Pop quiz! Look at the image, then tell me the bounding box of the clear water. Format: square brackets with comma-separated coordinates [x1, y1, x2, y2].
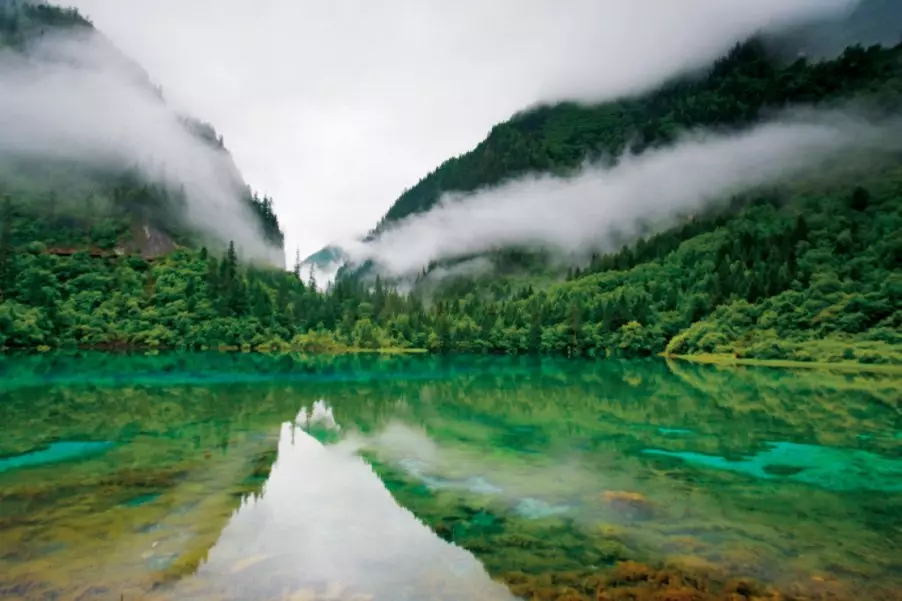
[0, 353, 900, 601]
[0, 441, 114, 473]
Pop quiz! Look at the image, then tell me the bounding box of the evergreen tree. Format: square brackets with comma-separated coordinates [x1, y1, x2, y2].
[293, 247, 302, 280]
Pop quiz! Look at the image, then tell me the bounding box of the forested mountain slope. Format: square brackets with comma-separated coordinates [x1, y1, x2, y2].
[300, 0, 901, 276]
[0, 1, 283, 260]
[293, 40, 902, 365]
[378, 40, 899, 231]
[0, 2, 306, 349]
[407, 164, 902, 363]
[322, 36, 901, 279]
[342, 1, 899, 237]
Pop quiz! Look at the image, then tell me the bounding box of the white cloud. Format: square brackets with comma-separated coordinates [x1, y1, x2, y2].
[68, 0, 859, 260]
[348, 112, 899, 275]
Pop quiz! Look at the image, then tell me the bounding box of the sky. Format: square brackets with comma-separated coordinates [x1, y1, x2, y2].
[68, 0, 858, 261]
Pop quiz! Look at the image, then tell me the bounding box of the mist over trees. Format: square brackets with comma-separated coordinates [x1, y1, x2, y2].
[0, 2, 285, 266]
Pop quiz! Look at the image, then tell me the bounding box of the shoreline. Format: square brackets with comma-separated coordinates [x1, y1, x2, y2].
[666, 352, 902, 375]
[2, 346, 901, 375]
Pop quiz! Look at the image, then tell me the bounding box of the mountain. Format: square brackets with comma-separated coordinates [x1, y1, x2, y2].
[300, 244, 349, 283]
[309, 0, 902, 279]
[288, 25, 902, 363]
[0, 2, 331, 351]
[0, 1, 284, 264]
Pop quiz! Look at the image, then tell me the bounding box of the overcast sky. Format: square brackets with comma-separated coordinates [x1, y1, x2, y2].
[68, 0, 856, 260]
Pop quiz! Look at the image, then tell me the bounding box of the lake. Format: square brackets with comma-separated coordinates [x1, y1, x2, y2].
[0, 353, 900, 601]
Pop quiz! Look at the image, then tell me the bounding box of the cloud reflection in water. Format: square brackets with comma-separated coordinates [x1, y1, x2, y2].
[165, 415, 516, 601]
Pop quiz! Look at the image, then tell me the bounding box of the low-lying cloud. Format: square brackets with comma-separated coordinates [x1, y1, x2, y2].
[347, 111, 899, 276]
[0, 28, 282, 265]
[70, 0, 864, 258]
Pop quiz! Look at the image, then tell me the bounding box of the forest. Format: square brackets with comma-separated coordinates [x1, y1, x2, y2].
[0, 2, 900, 366]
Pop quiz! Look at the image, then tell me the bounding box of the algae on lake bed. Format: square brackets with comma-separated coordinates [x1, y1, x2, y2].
[0, 353, 900, 601]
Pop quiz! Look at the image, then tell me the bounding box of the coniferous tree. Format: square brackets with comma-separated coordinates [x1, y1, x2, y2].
[293, 248, 302, 280]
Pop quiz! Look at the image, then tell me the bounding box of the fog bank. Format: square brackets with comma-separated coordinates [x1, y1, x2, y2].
[348, 111, 899, 276]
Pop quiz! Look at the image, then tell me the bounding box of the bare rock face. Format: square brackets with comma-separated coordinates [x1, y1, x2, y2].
[130, 221, 175, 259]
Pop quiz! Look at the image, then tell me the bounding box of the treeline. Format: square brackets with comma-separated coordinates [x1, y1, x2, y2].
[409, 172, 900, 364]
[0, 228, 312, 350]
[0, 194, 408, 351]
[1, 165, 900, 364]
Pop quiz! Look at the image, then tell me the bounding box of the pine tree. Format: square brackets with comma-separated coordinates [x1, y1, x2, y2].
[227, 241, 238, 274]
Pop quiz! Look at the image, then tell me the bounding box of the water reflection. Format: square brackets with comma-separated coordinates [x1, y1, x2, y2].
[0, 353, 900, 601]
[164, 412, 516, 601]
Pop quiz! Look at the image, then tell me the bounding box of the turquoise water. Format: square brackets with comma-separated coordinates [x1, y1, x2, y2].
[0, 353, 900, 601]
[642, 441, 902, 491]
[0, 441, 113, 473]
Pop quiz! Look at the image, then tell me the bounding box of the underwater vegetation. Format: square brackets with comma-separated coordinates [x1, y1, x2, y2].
[0, 353, 899, 601]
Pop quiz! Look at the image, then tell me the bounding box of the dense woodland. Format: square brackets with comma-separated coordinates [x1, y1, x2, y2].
[0, 3, 900, 365]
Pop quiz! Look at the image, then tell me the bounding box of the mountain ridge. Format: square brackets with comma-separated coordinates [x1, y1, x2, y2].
[305, 0, 902, 279]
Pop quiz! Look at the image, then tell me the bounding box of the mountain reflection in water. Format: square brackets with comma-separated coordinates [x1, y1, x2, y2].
[0, 353, 899, 601]
[164, 417, 517, 601]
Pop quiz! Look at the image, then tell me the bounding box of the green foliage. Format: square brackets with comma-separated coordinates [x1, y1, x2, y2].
[0, 236, 418, 352]
[7, 162, 900, 363]
[380, 166, 899, 363]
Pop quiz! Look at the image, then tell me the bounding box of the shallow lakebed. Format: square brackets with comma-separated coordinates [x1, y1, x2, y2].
[0, 353, 900, 600]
